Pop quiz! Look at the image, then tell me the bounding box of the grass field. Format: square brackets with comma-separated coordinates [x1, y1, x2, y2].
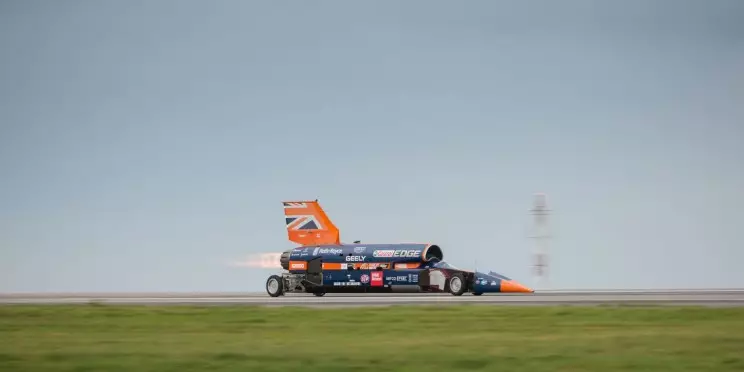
[2, 304, 744, 371]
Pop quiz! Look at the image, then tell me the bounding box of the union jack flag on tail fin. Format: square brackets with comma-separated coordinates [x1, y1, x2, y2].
[282, 200, 340, 246]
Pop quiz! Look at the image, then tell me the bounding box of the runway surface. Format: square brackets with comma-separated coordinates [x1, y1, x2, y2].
[2, 289, 744, 307]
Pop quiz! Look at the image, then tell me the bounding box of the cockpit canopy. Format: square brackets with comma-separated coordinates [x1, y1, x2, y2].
[430, 260, 460, 270]
[426, 261, 513, 281]
[488, 271, 512, 281]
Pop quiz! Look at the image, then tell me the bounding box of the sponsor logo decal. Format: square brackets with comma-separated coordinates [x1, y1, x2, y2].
[372, 249, 422, 258]
[354, 246, 366, 253]
[409, 274, 419, 283]
[386, 275, 408, 282]
[312, 247, 319, 255]
[360, 274, 370, 283]
[491, 281, 497, 286]
[318, 248, 342, 255]
[333, 282, 361, 286]
[371, 271, 383, 287]
[289, 261, 307, 270]
[345, 255, 366, 262]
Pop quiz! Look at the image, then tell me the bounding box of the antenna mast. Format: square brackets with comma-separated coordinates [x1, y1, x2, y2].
[529, 193, 551, 290]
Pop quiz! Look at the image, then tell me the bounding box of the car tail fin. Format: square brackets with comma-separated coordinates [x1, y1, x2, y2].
[282, 200, 340, 246]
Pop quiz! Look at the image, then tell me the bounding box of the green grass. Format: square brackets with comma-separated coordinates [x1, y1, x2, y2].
[1, 304, 744, 371]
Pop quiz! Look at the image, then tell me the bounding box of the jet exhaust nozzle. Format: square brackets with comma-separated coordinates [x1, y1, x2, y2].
[279, 249, 292, 270]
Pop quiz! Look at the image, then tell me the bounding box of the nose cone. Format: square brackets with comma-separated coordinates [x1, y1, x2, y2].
[500, 280, 534, 293]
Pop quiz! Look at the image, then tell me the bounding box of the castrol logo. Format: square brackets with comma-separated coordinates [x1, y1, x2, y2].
[373, 250, 394, 258]
[372, 249, 421, 258]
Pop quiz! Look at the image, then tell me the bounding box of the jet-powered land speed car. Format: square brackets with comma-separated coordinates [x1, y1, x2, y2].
[265, 200, 534, 297]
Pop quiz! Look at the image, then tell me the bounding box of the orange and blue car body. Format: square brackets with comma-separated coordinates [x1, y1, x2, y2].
[265, 200, 533, 297]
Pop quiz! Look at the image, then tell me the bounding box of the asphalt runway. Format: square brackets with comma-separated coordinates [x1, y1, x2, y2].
[2, 289, 744, 307]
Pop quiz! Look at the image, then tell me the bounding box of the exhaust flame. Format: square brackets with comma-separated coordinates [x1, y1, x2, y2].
[229, 252, 282, 269]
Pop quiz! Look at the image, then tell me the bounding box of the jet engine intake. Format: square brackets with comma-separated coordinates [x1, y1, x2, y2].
[423, 245, 443, 262]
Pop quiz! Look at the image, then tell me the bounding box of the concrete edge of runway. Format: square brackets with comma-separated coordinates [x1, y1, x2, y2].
[2, 288, 744, 299]
[2, 289, 744, 307]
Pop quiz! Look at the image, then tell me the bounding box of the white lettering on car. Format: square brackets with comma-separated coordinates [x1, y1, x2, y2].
[345, 255, 366, 262]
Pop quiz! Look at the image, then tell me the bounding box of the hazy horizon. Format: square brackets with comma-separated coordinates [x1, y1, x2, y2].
[2, 0, 743, 293]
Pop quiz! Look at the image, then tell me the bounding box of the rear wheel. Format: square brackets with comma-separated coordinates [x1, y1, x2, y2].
[266, 275, 284, 297]
[312, 291, 326, 297]
[448, 273, 466, 296]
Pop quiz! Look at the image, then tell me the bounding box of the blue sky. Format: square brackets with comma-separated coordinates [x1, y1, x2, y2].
[1, 0, 743, 292]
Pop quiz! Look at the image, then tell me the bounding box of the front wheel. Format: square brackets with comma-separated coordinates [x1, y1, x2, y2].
[448, 273, 466, 296]
[266, 275, 284, 297]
